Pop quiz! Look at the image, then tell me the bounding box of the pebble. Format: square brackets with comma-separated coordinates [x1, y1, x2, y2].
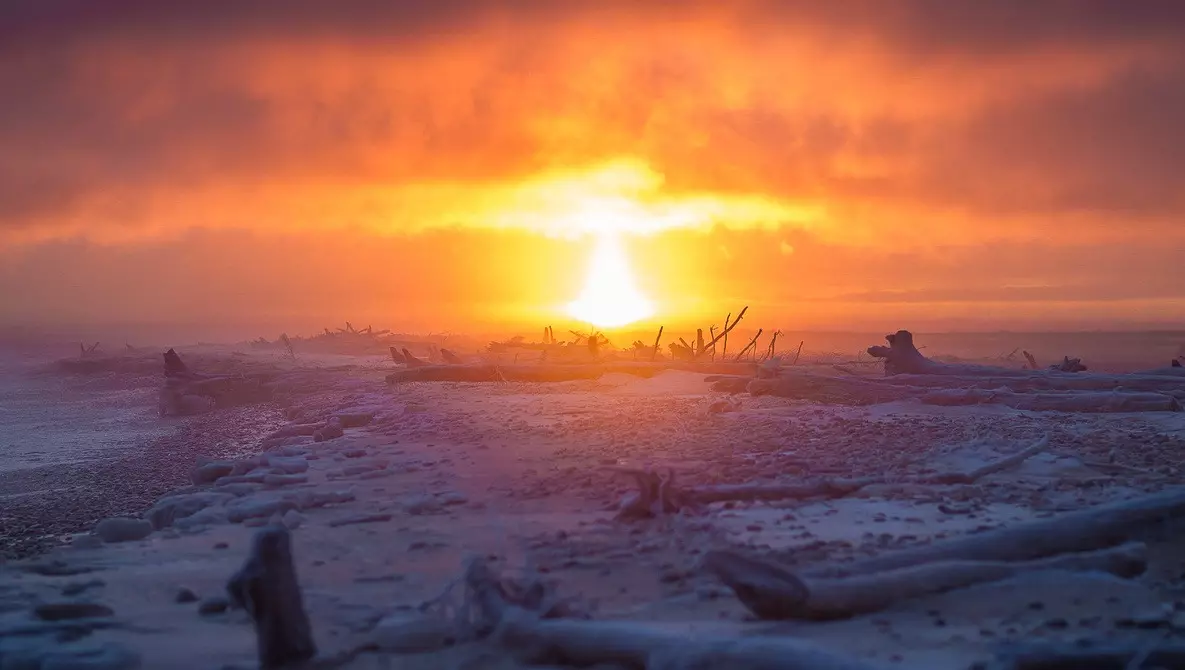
[61, 579, 105, 596]
[147, 492, 234, 530]
[31, 642, 140, 670]
[34, 601, 115, 621]
[314, 418, 345, 442]
[282, 510, 306, 530]
[266, 457, 309, 475]
[70, 533, 104, 550]
[198, 597, 230, 615]
[175, 587, 199, 603]
[370, 614, 456, 653]
[403, 495, 442, 515]
[329, 513, 393, 527]
[191, 461, 236, 485]
[263, 473, 308, 487]
[94, 517, 153, 543]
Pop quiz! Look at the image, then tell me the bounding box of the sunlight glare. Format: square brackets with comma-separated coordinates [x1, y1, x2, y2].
[567, 233, 654, 328]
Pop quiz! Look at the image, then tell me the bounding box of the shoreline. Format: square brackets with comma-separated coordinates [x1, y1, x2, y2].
[0, 364, 286, 560]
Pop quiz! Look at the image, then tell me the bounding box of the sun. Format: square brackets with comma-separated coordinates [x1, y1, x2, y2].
[566, 232, 654, 328]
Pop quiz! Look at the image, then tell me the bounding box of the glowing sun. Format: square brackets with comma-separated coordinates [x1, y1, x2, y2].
[567, 233, 654, 328]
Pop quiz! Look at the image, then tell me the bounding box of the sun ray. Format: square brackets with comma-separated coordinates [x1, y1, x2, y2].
[566, 232, 654, 328]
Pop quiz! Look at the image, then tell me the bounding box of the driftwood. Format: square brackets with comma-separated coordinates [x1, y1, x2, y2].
[388, 346, 405, 364]
[811, 486, 1185, 578]
[734, 328, 763, 362]
[227, 526, 316, 668]
[463, 557, 884, 670]
[697, 306, 749, 360]
[742, 364, 1184, 413]
[916, 436, 1050, 485]
[611, 468, 874, 520]
[388, 361, 759, 384]
[159, 350, 275, 415]
[439, 348, 462, 364]
[612, 438, 1046, 519]
[1050, 355, 1087, 372]
[704, 543, 1146, 621]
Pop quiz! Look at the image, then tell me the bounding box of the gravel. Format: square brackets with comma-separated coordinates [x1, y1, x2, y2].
[0, 398, 283, 560]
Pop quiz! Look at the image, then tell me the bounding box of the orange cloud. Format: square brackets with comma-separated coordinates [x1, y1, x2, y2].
[3, 2, 1185, 329]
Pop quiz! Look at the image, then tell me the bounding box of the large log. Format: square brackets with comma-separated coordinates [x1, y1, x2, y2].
[705, 543, 1146, 621]
[463, 558, 885, 670]
[610, 468, 875, 520]
[809, 486, 1185, 578]
[747, 374, 912, 404]
[745, 370, 1182, 412]
[387, 361, 759, 384]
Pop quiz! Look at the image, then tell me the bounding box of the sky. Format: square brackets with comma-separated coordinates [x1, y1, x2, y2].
[3, 1, 1185, 336]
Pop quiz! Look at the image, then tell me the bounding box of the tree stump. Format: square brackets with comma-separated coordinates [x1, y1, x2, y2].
[226, 526, 316, 668]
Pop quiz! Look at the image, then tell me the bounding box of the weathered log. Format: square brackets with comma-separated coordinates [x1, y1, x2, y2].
[921, 388, 1181, 413]
[439, 348, 462, 364]
[708, 375, 751, 393]
[918, 436, 1049, 484]
[226, 526, 316, 668]
[463, 558, 885, 670]
[809, 486, 1185, 578]
[747, 370, 1184, 411]
[388, 346, 405, 364]
[388, 361, 759, 384]
[609, 468, 874, 520]
[705, 542, 1146, 621]
[869, 330, 1044, 377]
[748, 374, 913, 404]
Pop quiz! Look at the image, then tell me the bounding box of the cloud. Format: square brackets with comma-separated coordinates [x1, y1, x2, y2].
[2, 1, 1185, 331]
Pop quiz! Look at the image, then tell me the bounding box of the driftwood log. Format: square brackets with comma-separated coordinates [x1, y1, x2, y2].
[387, 361, 758, 384]
[612, 437, 1048, 519]
[811, 486, 1185, 578]
[611, 468, 875, 520]
[704, 542, 1146, 621]
[737, 354, 1183, 412]
[227, 526, 316, 668]
[463, 557, 886, 670]
[159, 349, 276, 415]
